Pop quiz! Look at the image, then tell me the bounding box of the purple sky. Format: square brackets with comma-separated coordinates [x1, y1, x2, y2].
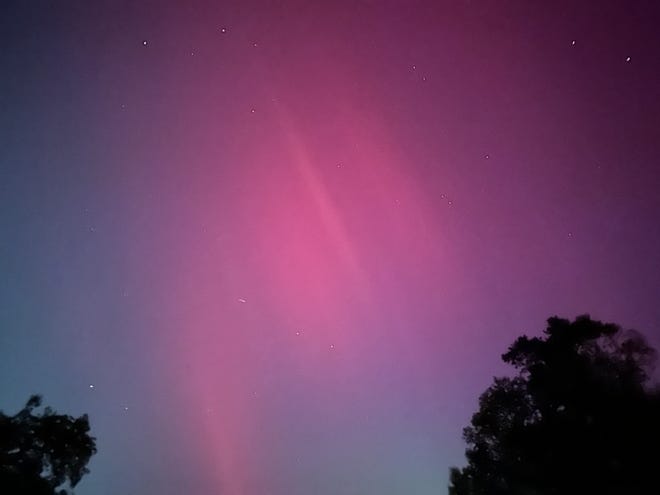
[1, 1, 659, 494]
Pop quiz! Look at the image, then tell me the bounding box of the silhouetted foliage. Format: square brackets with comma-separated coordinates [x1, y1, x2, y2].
[449, 315, 660, 495]
[0, 396, 96, 495]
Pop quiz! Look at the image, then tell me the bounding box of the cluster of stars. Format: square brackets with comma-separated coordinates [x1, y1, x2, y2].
[410, 64, 428, 81]
[235, 300, 340, 353]
[569, 38, 632, 63]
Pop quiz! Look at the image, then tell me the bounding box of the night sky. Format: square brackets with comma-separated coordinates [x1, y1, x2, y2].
[2, 1, 660, 494]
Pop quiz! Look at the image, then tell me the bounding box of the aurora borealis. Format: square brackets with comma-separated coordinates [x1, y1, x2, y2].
[1, 1, 660, 494]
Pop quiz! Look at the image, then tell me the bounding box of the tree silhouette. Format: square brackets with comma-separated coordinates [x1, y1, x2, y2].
[0, 395, 96, 495]
[449, 315, 660, 495]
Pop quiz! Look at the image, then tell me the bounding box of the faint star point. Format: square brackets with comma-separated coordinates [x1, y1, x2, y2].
[238, 298, 247, 303]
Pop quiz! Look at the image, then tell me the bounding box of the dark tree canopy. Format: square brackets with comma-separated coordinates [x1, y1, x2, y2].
[449, 315, 660, 495]
[0, 396, 97, 495]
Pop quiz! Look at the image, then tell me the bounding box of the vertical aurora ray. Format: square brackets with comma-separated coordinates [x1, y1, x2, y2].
[166, 82, 447, 492]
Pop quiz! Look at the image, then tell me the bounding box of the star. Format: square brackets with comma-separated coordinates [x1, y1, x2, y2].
[571, 40, 576, 46]
[142, 40, 148, 46]
[238, 298, 247, 303]
[329, 344, 335, 350]
[220, 27, 227, 33]
[626, 56, 631, 62]
[89, 384, 95, 390]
